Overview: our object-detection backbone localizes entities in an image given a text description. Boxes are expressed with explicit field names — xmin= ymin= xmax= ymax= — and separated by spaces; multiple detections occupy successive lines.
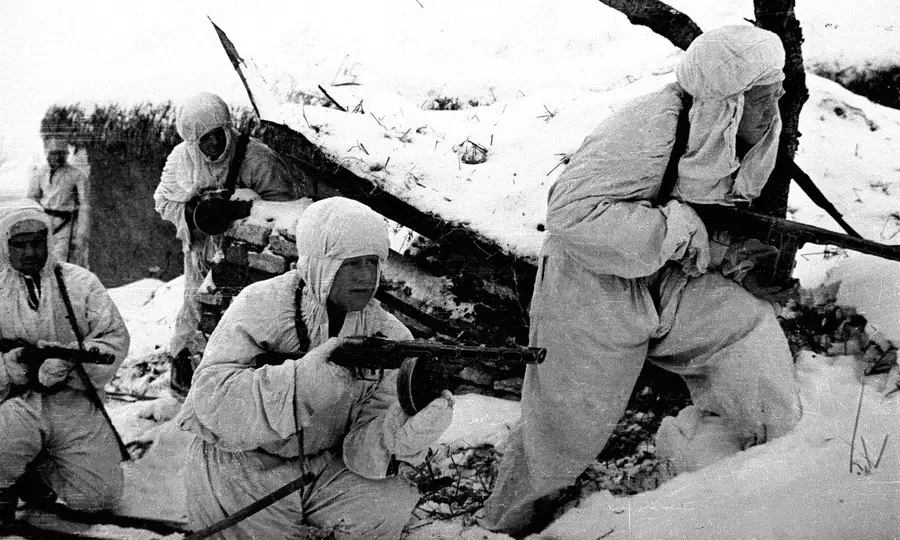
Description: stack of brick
xmin=197 ymin=198 xmax=524 ymax=401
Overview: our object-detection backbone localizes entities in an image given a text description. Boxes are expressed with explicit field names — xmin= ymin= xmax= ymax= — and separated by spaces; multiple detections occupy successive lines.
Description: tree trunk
xmin=257 ymin=121 xmax=536 ymax=346
xmin=751 ymin=0 xmax=809 ymax=218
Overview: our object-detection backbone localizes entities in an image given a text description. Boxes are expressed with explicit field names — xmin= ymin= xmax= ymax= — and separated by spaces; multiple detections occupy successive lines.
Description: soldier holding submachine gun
xmin=0 ymin=199 xmax=130 ymax=531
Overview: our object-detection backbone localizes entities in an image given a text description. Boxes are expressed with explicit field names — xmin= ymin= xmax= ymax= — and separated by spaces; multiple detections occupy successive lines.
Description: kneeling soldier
xmin=0 ymin=199 xmax=130 ymax=527
xmin=177 ymin=197 xmax=454 ymax=539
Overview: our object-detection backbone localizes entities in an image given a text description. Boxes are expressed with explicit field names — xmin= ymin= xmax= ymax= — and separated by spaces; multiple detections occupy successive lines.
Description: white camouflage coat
xmin=0 ymin=200 xmax=129 ymax=510
xmin=153 ymin=92 xmax=296 ymax=356
xmin=482 ymin=26 xmax=801 ymax=535
xmin=177 ymin=198 xmax=447 ymax=539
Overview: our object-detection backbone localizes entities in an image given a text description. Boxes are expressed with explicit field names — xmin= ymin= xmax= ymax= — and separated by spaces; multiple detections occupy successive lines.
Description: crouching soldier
xmin=0 ymin=200 xmax=130 ymax=527
xmin=176 ymin=197 xmax=454 ymax=539
xmin=153 ymin=91 xmax=298 ymax=397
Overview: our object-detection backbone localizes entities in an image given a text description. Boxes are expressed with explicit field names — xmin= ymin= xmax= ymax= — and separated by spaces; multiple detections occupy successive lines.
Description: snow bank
xmin=539 ymin=353 xmax=899 ymax=540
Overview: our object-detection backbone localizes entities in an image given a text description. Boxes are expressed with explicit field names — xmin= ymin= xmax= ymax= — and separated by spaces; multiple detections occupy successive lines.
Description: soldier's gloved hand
xmin=231 ymin=188 xmax=261 ymax=202
xmin=662 ymin=201 xmax=711 ymax=277
xmin=722 ymin=238 xmax=799 ymax=303
xmin=385 ymin=390 xmax=454 ymax=456
xmin=307 ymin=337 xmax=351 ymax=380
xmin=226 ymin=199 xmax=253 ymax=221
xmin=38 ymin=358 xmax=75 ymax=388
xmin=743 ymin=273 xmax=800 ymax=304
xmin=297 ymin=337 xmax=355 ymax=411
xmin=184 ymin=194 xmax=204 ymax=232
xmin=2 ymin=347 xmax=31 ymax=387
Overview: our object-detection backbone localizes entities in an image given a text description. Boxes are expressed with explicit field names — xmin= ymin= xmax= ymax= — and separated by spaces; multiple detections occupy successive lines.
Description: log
xmin=257 ymin=121 xmax=536 ymax=346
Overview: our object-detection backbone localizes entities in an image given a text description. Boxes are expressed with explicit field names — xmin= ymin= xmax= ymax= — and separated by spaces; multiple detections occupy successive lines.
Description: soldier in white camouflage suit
xmin=177 ymin=197 xmax=454 ymax=539
xmin=154 ymin=92 xmax=297 ymax=395
xmin=483 ymin=25 xmax=802 ymax=537
xmin=0 ymin=199 xmax=129 ymax=528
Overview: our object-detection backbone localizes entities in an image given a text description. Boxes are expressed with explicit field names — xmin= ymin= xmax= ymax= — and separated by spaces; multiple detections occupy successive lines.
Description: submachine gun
xmin=0 ymin=339 xmax=116 ymax=370
xmin=256 ymin=337 xmax=547 ymax=416
xmin=0 ymin=337 xmax=129 ymax=461
xmin=686 ymin=156 xmax=900 ymax=285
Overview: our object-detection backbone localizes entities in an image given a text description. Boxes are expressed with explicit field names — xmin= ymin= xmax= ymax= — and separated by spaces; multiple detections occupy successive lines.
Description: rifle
xmin=662 ymin=92 xmax=892 ymax=285
xmin=52 ymin=265 xmax=130 ymax=462
xmin=690 ymin=204 xmax=900 ymax=283
xmin=256 ymin=337 xmax=547 ymax=415
xmin=0 ymin=339 xmax=117 ymax=366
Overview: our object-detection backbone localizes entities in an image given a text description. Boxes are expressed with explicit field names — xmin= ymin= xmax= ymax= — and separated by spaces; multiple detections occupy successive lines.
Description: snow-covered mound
xmin=259 ymin=73 xmax=900 ymax=272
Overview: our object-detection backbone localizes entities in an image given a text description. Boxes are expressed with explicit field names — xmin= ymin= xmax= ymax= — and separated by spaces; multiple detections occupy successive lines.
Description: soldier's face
xmin=327 ymin=255 xmax=379 ymax=312
xmin=198 ymin=127 xmax=228 ymax=161
xmin=46 ymin=149 xmax=68 ymax=169
xmin=7 ymin=231 xmax=49 ymax=275
xmin=738 ymin=82 xmax=783 ymax=149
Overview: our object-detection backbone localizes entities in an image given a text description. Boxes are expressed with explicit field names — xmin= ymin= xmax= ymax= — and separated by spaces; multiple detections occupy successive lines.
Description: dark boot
xmin=0 ymin=488 xmax=17 ymax=528
xmin=169 ymin=349 xmax=196 ymax=398
xmin=13 ymin=472 xmax=57 ymax=507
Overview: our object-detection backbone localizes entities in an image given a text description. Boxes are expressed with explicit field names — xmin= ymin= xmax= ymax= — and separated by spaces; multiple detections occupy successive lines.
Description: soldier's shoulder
xmin=54 ymin=262 xmax=104 ymax=290
xmin=164 ymin=141 xmax=190 ymax=161
xmin=240 ymin=270 xmax=299 ymax=300
xmin=59 ymin=163 xmax=87 ymax=178
xmin=244 ymin=138 xmax=284 ymax=164
xmin=372 ymin=303 xmax=414 ymax=341
xmin=246 ymin=137 xmax=277 ymax=155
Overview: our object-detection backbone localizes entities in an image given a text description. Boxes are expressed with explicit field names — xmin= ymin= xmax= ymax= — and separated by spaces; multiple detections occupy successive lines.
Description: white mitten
xmin=38 ymin=358 xmax=75 ymax=388
xmin=661 ymin=200 xmax=711 ymax=277
xmin=138 ymin=394 xmax=184 ymax=422
xmin=295 ymin=337 xmax=354 ymax=414
xmin=2 ymin=347 xmax=30 ymax=387
xmin=385 ymin=390 xmax=454 ymax=457
xmin=231 ymin=188 xmax=261 ymax=201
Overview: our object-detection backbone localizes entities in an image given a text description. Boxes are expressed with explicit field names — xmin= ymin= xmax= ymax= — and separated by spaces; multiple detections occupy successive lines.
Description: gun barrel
xmin=41 ymin=346 xmax=117 ymax=365
xmin=693 ymin=205 xmax=900 ymax=262
xmin=0 ymin=340 xmax=115 ymax=365
xmin=333 ymin=337 xmax=546 ymax=371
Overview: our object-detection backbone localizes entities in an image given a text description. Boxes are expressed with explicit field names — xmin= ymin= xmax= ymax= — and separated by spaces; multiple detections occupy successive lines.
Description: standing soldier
xmin=154 ymin=92 xmax=297 ymax=397
xmin=27 ymin=136 xmax=91 ymax=268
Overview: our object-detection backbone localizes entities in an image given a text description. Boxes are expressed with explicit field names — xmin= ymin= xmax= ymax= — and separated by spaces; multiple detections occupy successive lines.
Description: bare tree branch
xmin=597 ymin=0 xmax=702 ymax=50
